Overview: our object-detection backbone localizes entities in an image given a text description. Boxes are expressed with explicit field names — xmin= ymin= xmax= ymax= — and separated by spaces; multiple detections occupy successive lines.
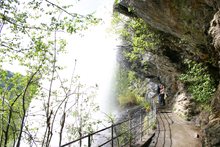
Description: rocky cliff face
xmin=115 ymin=0 xmax=220 ymax=146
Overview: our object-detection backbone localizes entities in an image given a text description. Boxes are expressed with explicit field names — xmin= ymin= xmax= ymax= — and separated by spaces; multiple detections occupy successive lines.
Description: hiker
xmin=160 ymin=85 xmax=166 ymax=106
xmin=157 ymin=85 xmax=161 ymax=104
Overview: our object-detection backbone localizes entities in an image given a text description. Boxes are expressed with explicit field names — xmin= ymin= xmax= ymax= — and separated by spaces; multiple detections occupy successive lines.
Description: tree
xmin=0 ymin=0 xmax=102 ymax=146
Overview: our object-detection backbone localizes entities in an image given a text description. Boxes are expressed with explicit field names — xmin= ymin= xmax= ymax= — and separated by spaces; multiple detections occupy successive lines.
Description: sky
xmin=71 ymin=0 xmax=112 ymax=15
xmin=54 ymin=0 xmax=119 ymax=86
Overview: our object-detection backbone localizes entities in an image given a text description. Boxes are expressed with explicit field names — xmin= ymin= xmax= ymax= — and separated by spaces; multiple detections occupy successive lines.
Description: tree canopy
xmin=0 ymin=0 xmax=102 ymax=146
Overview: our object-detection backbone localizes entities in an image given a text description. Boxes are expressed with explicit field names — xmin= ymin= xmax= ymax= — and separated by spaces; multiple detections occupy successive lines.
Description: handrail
xmin=60 ymin=101 xmax=156 ymax=147
xmin=121 ymin=115 xmax=155 ymax=147
xmin=60 ymin=119 xmax=129 ymax=147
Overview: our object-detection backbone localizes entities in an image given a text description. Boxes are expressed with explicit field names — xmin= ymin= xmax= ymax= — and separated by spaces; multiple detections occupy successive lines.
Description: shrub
xmin=143 ymin=101 xmax=151 ymax=112
xmin=118 ymin=91 xmax=145 ymax=109
xmin=179 ymin=59 xmax=216 ymax=110
xmin=136 ymin=94 xmax=145 ymax=104
xmin=152 ymin=124 xmax=156 ymax=130
xmin=118 ymin=91 xmax=137 ymax=108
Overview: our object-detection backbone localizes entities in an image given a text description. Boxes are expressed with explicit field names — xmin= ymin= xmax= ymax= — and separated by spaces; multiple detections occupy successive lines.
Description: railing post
xmin=111 ymin=123 xmax=114 ymax=147
xmin=147 ymin=114 xmax=149 ymax=135
xmin=154 ymin=101 xmax=156 ymax=122
xmin=153 ymin=102 xmax=154 ymax=123
xmin=140 ymin=111 xmax=142 ymax=141
xmin=88 ymin=133 xmax=91 ymax=147
xmin=129 ymin=114 xmax=131 ymax=147
xmin=154 ymin=102 xmax=156 ymax=122
xmin=150 ymin=110 xmax=152 ymax=126
xmin=152 ymin=107 xmax=154 ymax=124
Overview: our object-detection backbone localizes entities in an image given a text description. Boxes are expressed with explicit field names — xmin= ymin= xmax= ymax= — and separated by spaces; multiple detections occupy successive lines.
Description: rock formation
xmin=114 ymin=0 xmax=220 ymax=146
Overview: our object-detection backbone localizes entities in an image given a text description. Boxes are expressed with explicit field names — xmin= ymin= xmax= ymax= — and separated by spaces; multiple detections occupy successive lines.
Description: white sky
xmin=56 ymin=0 xmax=119 ymax=85
xmin=71 ymin=0 xmax=112 ymax=15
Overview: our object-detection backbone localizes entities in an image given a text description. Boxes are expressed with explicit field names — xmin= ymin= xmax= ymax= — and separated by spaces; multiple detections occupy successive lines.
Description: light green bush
xmin=179 ymin=59 xmax=216 ymax=110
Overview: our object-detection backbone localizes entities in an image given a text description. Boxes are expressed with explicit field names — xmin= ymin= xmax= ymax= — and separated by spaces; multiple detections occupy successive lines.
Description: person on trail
xmin=157 ymin=85 xmax=161 ymax=104
xmin=160 ymin=85 xmax=166 ymax=106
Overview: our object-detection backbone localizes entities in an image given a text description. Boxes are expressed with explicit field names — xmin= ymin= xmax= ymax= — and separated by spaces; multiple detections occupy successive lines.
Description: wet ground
xmin=135 ymin=104 xmax=202 ymax=147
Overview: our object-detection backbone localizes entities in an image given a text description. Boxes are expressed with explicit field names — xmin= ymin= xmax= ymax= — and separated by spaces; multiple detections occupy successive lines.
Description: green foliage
xmin=114 ymin=64 xmax=146 ymax=109
xmin=136 ymin=94 xmax=145 ymax=104
xmin=143 ymin=115 xmax=156 ymax=133
xmin=106 ymin=12 xmax=128 ymax=36
xmin=0 ymin=0 xmax=102 ymax=146
xmin=117 ymin=122 xmax=133 ymax=146
xmin=117 ymin=92 xmax=144 ymax=109
xmin=127 ymin=7 xmax=134 ymax=13
xmin=142 ymin=101 xmax=151 ymax=112
xmin=114 ymin=0 xmax=122 ymax=5
xmin=0 ymin=70 xmax=23 ymax=93
xmin=118 ymin=91 xmax=136 ymax=108
xmin=0 ymin=69 xmax=39 ymax=146
xmin=65 ymin=84 xmax=101 ymax=143
xmin=179 ymin=59 xmax=216 ymax=109
xmin=144 ymin=101 xmax=151 ymax=108
xmin=114 ymin=64 xmax=132 ymax=96
xmin=179 ymin=113 xmax=191 ymax=120
xmin=122 ymin=18 xmax=160 ymax=62
xmin=103 ymin=111 xmax=116 ymax=124
xmin=152 ymin=124 xmax=156 ymax=130
xmin=108 ymin=12 xmax=160 ymax=62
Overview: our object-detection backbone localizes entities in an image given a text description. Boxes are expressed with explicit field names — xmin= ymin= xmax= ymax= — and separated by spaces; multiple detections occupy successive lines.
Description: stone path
xmin=141 ymin=104 xmax=203 ymax=147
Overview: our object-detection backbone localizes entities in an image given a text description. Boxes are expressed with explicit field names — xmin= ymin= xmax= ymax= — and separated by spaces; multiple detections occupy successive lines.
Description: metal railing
xmin=60 ymin=101 xmax=156 ymax=147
